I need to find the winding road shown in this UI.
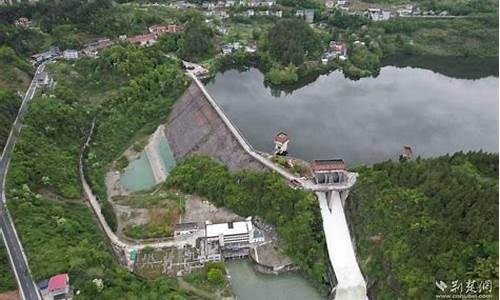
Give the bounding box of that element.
[0,63,47,300]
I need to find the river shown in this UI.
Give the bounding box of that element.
[206,65,498,165]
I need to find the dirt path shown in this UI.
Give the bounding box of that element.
[0,290,20,300]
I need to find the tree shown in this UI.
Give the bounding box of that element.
[207,268,224,286]
[177,15,215,62]
[265,18,322,66]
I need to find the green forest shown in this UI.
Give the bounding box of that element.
[165,155,329,290]
[347,151,499,299]
[1,15,190,296]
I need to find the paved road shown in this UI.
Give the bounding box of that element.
[0,63,46,300]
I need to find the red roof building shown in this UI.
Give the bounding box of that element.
[400,145,413,159]
[47,273,69,294]
[127,33,157,46]
[167,24,181,33]
[311,159,346,173]
[274,132,289,143]
[149,24,167,35]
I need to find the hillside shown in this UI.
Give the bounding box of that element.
[347,152,499,299]
[0,46,33,152]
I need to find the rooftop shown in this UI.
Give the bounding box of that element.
[312,159,346,172]
[47,273,68,293]
[274,132,289,143]
[128,33,156,44]
[400,145,413,157]
[174,222,198,231]
[206,220,252,238]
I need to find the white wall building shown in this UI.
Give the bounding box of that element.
[205,218,262,247]
[62,49,79,60]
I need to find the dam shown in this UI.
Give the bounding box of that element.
[163,73,368,300]
[80,71,368,300]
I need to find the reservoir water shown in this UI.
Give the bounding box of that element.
[206,66,499,165]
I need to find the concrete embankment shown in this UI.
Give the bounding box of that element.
[164,81,267,172]
[144,125,168,184]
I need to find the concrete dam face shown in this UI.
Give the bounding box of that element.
[164,82,267,172]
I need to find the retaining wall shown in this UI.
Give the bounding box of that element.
[164,82,267,172]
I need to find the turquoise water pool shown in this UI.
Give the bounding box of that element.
[159,136,176,172]
[119,152,156,192]
[119,137,176,192]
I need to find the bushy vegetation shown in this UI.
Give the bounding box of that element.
[0,46,35,151]
[82,45,188,229]
[347,151,499,299]
[0,242,16,293]
[7,96,88,199]
[184,262,227,292]
[166,155,328,288]
[6,186,191,299]
[0,91,20,153]
[3,72,191,298]
[178,15,215,62]
[264,65,299,85]
[264,18,322,66]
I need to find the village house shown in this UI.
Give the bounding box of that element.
[214,8,229,18]
[337,0,348,6]
[330,41,347,57]
[367,8,391,21]
[304,9,315,23]
[14,17,31,28]
[148,24,167,35]
[245,43,257,53]
[221,42,242,55]
[271,10,282,17]
[35,71,54,88]
[62,49,79,60]
[174,222,198,236]
[167,24,181,33]
[82,38,113,57]
[30,47,60,65]
[202,1,216,9]
[127,33,157,47]
[45,273,71,300]
[244,9,255,17]
[324,0,335,8]
[296,9,315,23]
[274,132,289,155]
[400,145,413,159]
[247,0,275,7]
